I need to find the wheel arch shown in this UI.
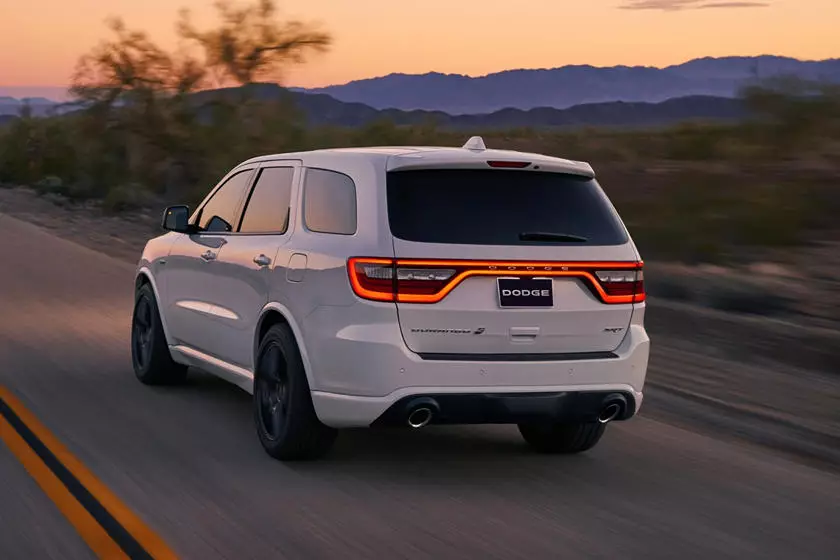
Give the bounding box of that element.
[134,267,175,347]
[254,303,316,389]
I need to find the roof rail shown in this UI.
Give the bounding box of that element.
[462,136,486,151]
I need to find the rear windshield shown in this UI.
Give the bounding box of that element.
[386,169,628,246]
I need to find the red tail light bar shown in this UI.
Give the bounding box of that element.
[347,258,645,305]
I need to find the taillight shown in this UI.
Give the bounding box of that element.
[347,258,645,304]
[595,268,645,302]
[348,258,395,302]
[348,258,459,302]
[396,267,457,296]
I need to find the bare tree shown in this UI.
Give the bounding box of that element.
[177,0,332,87]
[71,18,205,106]
[57,2,333,196]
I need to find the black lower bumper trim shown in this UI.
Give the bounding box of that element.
[372,390,637,427]
[417,351,618,362]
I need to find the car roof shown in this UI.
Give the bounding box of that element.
[237,137,595,178]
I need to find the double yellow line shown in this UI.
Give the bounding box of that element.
[0,387,178,559]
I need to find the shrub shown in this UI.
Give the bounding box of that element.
[102,183,156,213]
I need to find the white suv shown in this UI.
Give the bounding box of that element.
[131,137,650,461]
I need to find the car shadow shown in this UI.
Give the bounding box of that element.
[157,368,607,485]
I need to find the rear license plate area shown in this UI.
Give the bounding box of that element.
[497,277,554,308]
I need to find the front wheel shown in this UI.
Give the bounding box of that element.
[131,283,188,385]
[253,323,337,461]
[518,421,606,454]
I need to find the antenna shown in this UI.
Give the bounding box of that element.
[462,136,486,151]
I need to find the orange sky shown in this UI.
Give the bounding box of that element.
[1,0,838,98]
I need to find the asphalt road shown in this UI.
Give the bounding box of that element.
[0,213,838,560]
[0,443,96,560]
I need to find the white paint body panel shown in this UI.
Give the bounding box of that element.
[305,303,648,427]
[135,144,650,428]
[391,235,639,355]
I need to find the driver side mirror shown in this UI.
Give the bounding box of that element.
[161,205,191,233]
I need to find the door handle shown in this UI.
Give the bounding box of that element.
[200,250,217,261]
[253,254,272,267]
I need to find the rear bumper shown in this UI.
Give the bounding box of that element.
[307,317,649,428]
[313,386,643,428]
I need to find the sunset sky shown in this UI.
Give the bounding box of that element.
[1,0,838,99]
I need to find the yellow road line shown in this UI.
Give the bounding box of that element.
[0,386,179,560]
[0,413,129,559]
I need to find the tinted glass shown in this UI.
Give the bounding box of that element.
[386,169,628,246]
[239,167,294,234]
[199,169,253,232]
[303,168,357,235]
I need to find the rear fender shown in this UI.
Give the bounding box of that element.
[254,303,316,390]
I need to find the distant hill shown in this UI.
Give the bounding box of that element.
[0,96,74,117]
[0,84,749,130]
[0,96,56,106]
[189,83,749,128]
[288,90,747,129]
[297,55,840,114]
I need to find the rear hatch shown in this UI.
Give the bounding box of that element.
[349,162,643,358]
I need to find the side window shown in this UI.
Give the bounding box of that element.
[238,167,295,234]
[303,168,357,235]
[198,169,253,232]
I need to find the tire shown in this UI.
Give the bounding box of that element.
[253,323,337,461]
[131,283,188,385]
[518,421,606,454]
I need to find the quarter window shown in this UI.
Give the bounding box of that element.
[303,168,357,235]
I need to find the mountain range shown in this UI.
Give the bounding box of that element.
[1,56,836,129]
[295,55,840,114]
[253,87,748,129]
[0,87,748,130]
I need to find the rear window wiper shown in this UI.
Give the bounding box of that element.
[518,231,589,243]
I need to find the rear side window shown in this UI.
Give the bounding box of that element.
[303,168,357,235]
[238,166,294,234]
[386,169,628,246]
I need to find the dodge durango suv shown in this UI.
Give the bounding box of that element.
[131,136,650,461]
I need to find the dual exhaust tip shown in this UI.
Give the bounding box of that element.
[403,394,626,428]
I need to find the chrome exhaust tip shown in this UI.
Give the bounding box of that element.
[407,407,433,429]
[403,396,439,429]
[597,403,622,424]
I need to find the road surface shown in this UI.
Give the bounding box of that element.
[0,213,838,559]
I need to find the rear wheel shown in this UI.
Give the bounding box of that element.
[518,421,606,454]
[253,323,337,461]
[131,283,188,385]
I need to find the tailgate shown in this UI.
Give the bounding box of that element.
[383,167,643,357]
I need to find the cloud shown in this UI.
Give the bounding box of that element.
[620,0,770,10]
[697,2,769,7]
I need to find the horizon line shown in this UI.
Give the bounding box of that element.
[2,52,837,100]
